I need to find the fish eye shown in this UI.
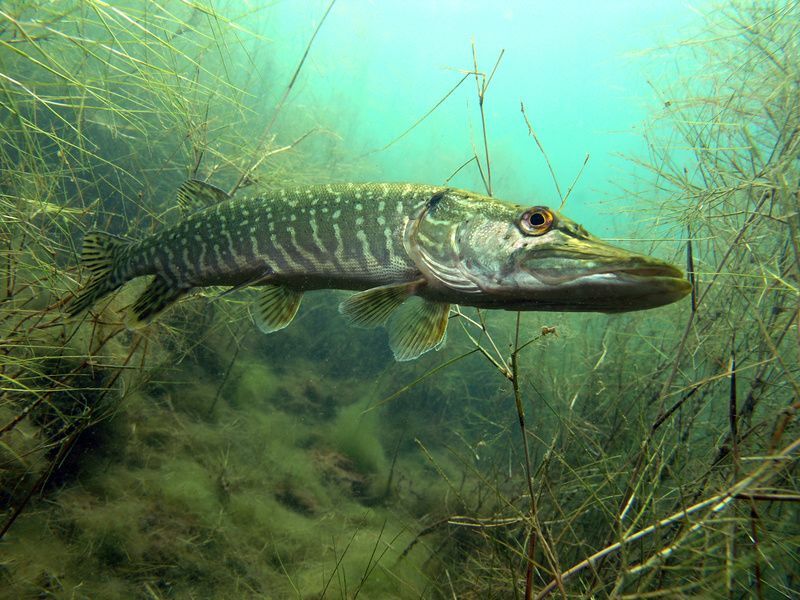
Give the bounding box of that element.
[519,207,554,236]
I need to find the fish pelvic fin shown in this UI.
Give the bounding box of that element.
[126,275,188,328]
[388,297,450,361]
[67,232,131,317]
[338,281,418,328]
[253,284,303,333]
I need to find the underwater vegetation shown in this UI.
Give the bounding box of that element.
[1,0,798,598]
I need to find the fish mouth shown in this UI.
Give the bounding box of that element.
[494,269,691,313]
[492,248,693,313]
[611,263,685,280]
[595,267,693,312]
[564,260,692,312]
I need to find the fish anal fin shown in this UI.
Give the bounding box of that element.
[388,297,450,361]
[253,284,303,333]
[127,275,187,328]
[339,281,416,328]
[177,179,231,214]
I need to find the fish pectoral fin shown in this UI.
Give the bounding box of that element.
[338,281,419,328]
[253,284,303,333]
[177,179,231,214]
[388,297,450,361]
[127,275,188,328]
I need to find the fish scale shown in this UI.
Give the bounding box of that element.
[126,183,427,290]
[67,180,690,361]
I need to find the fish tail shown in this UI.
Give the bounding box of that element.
[67,232,130,316]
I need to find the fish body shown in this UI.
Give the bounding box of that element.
[129,182,435,293]
[68,181,691,360]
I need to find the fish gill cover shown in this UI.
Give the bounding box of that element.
[0,1,798,598]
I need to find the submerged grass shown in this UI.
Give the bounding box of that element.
[405,2,799,598]
[0,2,452,597]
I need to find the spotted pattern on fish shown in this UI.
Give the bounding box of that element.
[116,183,438,292]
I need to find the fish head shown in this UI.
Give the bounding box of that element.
[407,189,691,312]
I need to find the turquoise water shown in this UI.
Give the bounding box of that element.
[1,1,798,598]
[250,0,703,231]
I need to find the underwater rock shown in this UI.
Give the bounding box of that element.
[274,479,320,516]
[312,449,369,498]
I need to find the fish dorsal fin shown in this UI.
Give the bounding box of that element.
[339,281,419,328]
[177,179,231,214]
[253,284,303,333]
[387,297,450,361]
[127,274,188,328]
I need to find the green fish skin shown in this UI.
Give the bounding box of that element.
[67,181,691,360]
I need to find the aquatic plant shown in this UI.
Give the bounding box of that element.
[0,0,263,537]
[399,2,799,597]
[0,2,448,597]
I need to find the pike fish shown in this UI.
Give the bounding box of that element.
[67,181,691,360]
